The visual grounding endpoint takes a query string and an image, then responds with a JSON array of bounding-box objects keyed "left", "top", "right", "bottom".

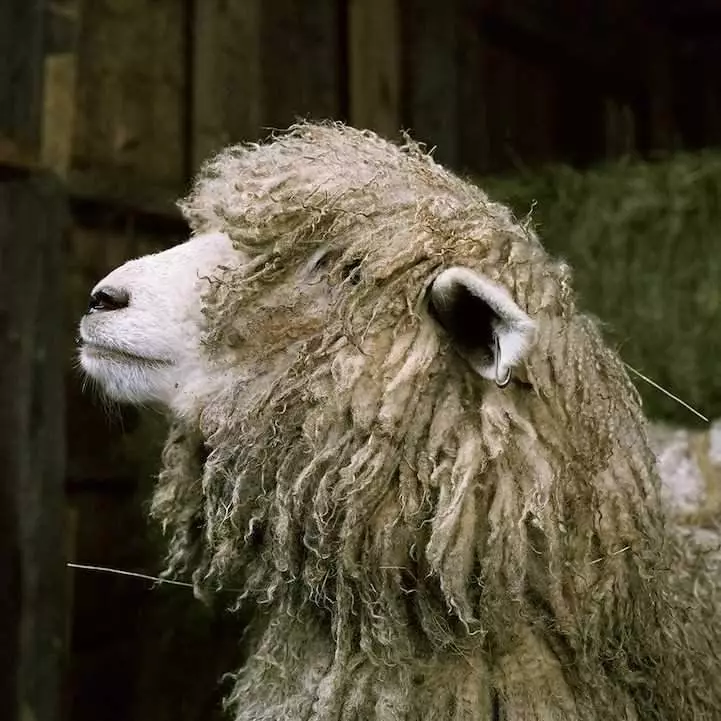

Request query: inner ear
[
  {"left": 427, "top": 267, "right": 536, "bottom": 383},
  {"left": 429, "top": 282, "right": 496, "bottom": 361}
]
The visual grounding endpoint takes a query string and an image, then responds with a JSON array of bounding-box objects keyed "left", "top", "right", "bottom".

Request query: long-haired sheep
[{"left": 78, "top": 122, "right": 721, "bottom": 721}]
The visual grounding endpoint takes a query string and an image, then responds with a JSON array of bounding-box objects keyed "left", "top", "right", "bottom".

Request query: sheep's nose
[{"left": 87, "top": 287, "right": 129, "bottom": 313}]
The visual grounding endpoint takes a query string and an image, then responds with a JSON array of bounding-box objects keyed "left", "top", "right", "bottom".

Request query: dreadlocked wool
[{"left": 108, "top": 123, "right": 721, "bottom": 720}]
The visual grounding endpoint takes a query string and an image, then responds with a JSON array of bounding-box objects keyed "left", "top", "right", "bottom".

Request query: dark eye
[
  {"left": 341, "top": 259, "right": 362, "bottom": 285},
  {"left": 311, "top": 249, "right": 362, "bottom": 285}
]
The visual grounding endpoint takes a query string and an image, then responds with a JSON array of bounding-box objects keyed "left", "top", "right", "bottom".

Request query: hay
[{"left": 483, "top": 150, "right": 721, "bottom": 425}]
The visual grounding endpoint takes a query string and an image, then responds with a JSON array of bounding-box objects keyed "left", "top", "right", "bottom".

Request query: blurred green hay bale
[{"left": 482, "top": 150, "right": 721, "bottom": 425}]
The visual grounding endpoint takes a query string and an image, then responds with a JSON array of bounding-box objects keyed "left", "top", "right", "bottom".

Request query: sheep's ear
[{"left": 428, "top": 267, "right": 536, "bottom": 385}]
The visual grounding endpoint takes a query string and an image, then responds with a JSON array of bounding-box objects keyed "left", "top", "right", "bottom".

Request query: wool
[{"left": 144, "top": 122, "right": 721, "bottom": 720}]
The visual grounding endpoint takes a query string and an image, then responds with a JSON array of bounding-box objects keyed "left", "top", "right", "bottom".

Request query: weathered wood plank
[
  {"left": 475, "top": 0, "right": 648, "bottom": 83},
  {"left": 67, "top": 168, "right": 183, "bottom": 222},
  {"left": 72, "top": 0, "right": 187, "bottom": 186},
  {"left": 455, "top": 1, "right": 490, "bottom": 174},
  {"left": 348, "top": 0, "right": 401, "bottom": 139},
  {"left": 191, "top": 0, "right": 344, "bottom": 169},
  {"left": 0, "top": 172, "right": 68, "bottom": 721},
  {"left": 0, "top": 135, "right": 41, "bottom": 171},
  {"left": 191, "top": 0, "right": 262, "bottom": 167},
  {"left": 0, "top": 0, "right": 45, "bottom": 152},
  {"left": 402, "top": 0, "right": 459, "bottom": 168},
  {"left": 0, "top": 300, "right": 21, "bottom": 718},
  {"left": 0, "top": 3, "right": 67, "bottom": 719},
  {"left": 42, "top": 0, "right": 81, "bottom": 176},
  {"left": 260, "top": 0, "right": 344, "bottom": 129}
]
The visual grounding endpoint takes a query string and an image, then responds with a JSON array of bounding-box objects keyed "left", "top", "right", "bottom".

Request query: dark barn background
[{"left": 2, "top": 2, "right": 721, "bottom": 721}]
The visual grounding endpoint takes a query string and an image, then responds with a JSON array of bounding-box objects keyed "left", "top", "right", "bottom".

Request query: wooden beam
[
  {"left": 67, "top": 168, "right": 183, "bottom": 223},
  {"left": 260, "top": 0, "right": 344, "bottom": 129},
  {"left": 0, "top": 3, "right": 67, "bottom": 720},
  {"left": 348, "top": 0, "right": 402, "bottom": 139},
  {"left": 473, "top": 0, "right": 650, "bottom": 85},
  {"left": 402, "top": 0, "right": 459, "bottom": 167},
  {"left": 0, "top": 173, "right": 68, "bottom": 721},
  {"left": 0, "top": 361, "right": 21, "bottom": 721},
  {"left": 0, "top": 0, "right": 45, "bottom": 151},
  {"left": 0, "top": 135, "right": 40, "bottom": 173},
  {"left": 191, "top": 0, "right": 344, "bottom": 169},
  {"left": 42, "top": 0, "right": 80, "bottom": 176},
  {"left": 455, "top": 0, "right": 491, "bottom": 174},
  {"left": 190, "top": 0, "right": 263, "bottom": 167},
  {"left": 72, "top": 0, "right": 187, "bottom": 188}
]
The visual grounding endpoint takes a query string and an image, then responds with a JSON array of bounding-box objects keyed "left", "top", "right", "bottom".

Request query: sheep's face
[
  {"left": 78, "top": 232, "right": 243, "bottom": 414},
  {"left": 79, "top": 228, "right": 542, "bottom": 420}
]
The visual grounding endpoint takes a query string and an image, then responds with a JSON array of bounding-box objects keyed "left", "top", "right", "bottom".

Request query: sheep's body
[{"left": 78, "top": 122, "right": 721, "bottom": 721}]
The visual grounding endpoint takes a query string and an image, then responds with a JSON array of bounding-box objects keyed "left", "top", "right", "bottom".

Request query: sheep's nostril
[{"left": 88, "top": 287, "right": 130, "bottom": 313}]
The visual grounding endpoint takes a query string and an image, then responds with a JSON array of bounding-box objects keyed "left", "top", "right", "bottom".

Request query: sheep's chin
[
  {"left": 79, "top": 343, "right": 178, "bottom": 407},
  {"left": 79, "top": 342, "right": 235, "bottom": 420}
]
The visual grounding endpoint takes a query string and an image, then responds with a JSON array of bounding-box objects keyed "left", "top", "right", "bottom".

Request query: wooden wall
[
  {"left": 41, "top": 0, "right": 721, "bottom": 208},
  {"left": 1, "top": 2, "right": 71, "bottom": 721},
  {"left": 2, "top": 1, "right": 718, "bottom": 721}
]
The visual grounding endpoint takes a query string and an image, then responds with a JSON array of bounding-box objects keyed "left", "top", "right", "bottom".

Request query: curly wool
[{"left": 151, "top": 122, "right": 721, "bottom": 720}]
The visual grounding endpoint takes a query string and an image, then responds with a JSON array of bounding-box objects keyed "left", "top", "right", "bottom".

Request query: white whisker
[{"left": 624, "top": 363, "right": 709, "bottom": 423}]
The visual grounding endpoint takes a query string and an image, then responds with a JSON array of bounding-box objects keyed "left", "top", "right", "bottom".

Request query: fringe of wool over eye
[{"left": 150, "top": 122, "right": 721, "bottom": 721}]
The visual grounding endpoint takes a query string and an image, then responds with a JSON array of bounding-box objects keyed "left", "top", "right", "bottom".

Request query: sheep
[
  {"left": 78, "top": 122, "right": 721, "bottom": 721},
  {"left": 649, "top": 418, "right": 721, "bottom": 547}
]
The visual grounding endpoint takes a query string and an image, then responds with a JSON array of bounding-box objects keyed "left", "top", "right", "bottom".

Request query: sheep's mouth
[{"left": 80, "top": 342, "right": 173, "bottom": 366}]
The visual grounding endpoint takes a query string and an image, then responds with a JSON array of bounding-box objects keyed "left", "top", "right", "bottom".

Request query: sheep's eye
[
  {"left": 310, "top": 249, "right": 362, "bottom": 285},
  {"left": 341, "top": 259, "right": 362, "bottom": 285}
]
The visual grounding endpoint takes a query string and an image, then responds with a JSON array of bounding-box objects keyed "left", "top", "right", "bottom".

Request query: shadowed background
[{"left": 1, "top": 2, "right": 720, "bottom": 721}]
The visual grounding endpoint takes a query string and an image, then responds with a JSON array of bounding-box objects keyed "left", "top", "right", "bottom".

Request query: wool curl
[{"left": 151, "top": 122, "right": 721, "bottom": 721}]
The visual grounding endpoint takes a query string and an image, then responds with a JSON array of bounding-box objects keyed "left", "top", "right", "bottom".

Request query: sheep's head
[
  {"left": 78, "top": 234, "right": 538, "bottom": 413},
  {"left": 78, "top": 231, "right": 243, "bottom": 415},
  {"left": 78, "top": 121, "right": 659, "bottom": 648}
]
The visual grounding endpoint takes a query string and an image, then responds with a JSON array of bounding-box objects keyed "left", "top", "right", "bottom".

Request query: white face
[{"left": 77, "top": 232, "right": 242, "bottom": 416}]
